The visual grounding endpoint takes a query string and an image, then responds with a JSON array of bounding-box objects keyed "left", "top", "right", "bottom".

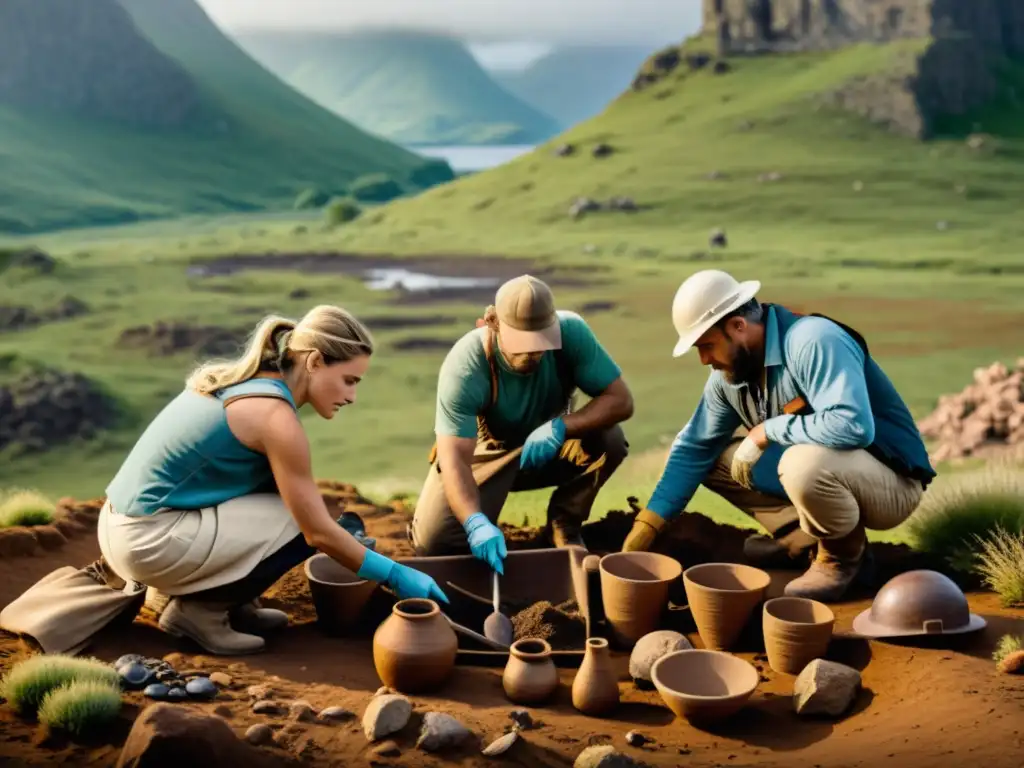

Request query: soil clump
[{"left": 510, "top": 599, "right": 586, "bottom": 650}]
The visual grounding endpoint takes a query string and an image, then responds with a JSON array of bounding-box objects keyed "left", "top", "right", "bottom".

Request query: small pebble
[
  {"left": 156, "top": 669, "right": 180, "bottom": 683},
  {"left": 248, "top": 684, "right": 274, "bottom": 701},
  {"left": 289, "top": 700, "right": 318, "bottom": 723},
  {"left": 319, "top": 706, "right": 355, "bottom": 722},
  {"left": 167, "top": 687, "right": 188, "bottom": 701},
  {"left": 144, "top": 683, "right": 170, "bottom": 700},
  {"left": 119, "top": 662, "right": 153, "bottom": 689},
  {"left": 253, "top": 700, "right": 284, "bottom": 715},
  {"left": 246, "top": 724, "right": 274, "bottom": 746},
  {"left": 373, "top": 740, "right": 401, "bottom": 757},
  {"left": 209, "top": 672, "right": 232, "bottom": 687},
  {"left": 626, "top": 730, "right": 647, "bottom": 747},
  {"left": 186, "top": 677, "right": 218, "bottom": 700}
]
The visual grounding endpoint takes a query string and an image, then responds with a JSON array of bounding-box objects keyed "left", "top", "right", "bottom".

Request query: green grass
[
  {"left": 994, "top": 633, "right": 1024, "bottom": 663},
  {"left": 0, "top": 0, "right": 447, "bottom": 235},
  {"left": 1, "top": 39, "right": 1023, "bottom": 545},
  {"left": 233, "top": 29, "right": 562, "bottom": 146},
  {"left": 0, "top": 655, "right": 120, "bottom": 718},
  {"left": 974, "top": 527, "right": 1024, "bottom": 607},
  {"left": 37, "top": 680, "right": 123, "bottom": 738},
  {"left": 0, "top": 489, "right": 56, "bottom": 528}
]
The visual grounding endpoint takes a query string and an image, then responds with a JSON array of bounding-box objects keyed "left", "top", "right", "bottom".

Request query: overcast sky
[{"left": 198, "top": 0, "right": 703, "bottom": 46}]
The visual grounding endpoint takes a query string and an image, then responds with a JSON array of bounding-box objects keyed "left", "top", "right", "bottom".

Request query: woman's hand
[{"left": 357, "top": 549, "right": 449, "bottom": 603}]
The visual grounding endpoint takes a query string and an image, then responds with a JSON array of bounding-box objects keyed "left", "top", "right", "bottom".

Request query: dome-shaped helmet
[{"left": 851, "top": 570, "right": 986, "bottom": 639}]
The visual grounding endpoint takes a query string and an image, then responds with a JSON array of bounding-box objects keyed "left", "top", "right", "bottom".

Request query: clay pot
[
  {"left": 683, "top": 563, "right": 770, "bottom": 651},
  {"left": 304, "top": 553, "right": 379, "bottom": 635},
  {"left": 762, "top": 597, "right": 835, "bottom": 675},
  {"left": 598, "top": 552, "right": 682, "bottom": 648},
  {"left": 571, "top": 637, "right": 620, "bottom": 716},
  {"left": 372, "top": 598, "right": 458, "bottom": 694},
  {"left": 651, "top": 649, "right": 759, "bottom": 724},
  {"left": 502, "top": 638, "right": 559, "bottom": 705}
]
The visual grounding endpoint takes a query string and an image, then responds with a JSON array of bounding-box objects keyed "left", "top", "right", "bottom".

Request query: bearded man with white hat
[{"left": 622, "top": 269, "right": 936, "bottom": 601}]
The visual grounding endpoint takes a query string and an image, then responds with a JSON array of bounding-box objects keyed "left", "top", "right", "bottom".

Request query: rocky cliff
[
  {"left": 701, "top": 0, "right": 1024, "bottom": 137},
  {"left": 0, "top": 0, "right": 202, "bottom": 128}
]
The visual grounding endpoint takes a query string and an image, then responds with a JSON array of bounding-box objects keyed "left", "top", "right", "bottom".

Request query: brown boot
[
  {"left": 783, "top": 523, "right": 869, "bottom": 603},
  {"left": 159, "top": 598, "right": 266, "bottom": 655}
]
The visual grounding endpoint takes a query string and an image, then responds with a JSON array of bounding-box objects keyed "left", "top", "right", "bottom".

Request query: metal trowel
[{"left": 482, "top": 570, "right": 514, "bottom": 646}]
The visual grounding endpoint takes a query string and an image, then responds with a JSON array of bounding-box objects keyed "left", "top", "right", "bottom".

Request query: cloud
[{"left": 198, "top": 0, "right": 703, "bottom": 45}]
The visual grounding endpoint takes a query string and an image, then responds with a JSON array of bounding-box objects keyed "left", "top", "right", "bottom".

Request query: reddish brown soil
[{"left": 1, "top": 488, "right": 1022, "bottom": 767}]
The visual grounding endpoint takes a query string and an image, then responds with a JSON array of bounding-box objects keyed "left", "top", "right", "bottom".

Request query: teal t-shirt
[{"left": 435, "top": 311, "right": 622, "bottom": 445}]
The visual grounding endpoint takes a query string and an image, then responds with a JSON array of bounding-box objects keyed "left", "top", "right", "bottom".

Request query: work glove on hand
[
  {"left": 520, "top": 416, "right": 567, "bottom": 471},
  {"left": 357, "top": 549, "right": 450, "bottom": 604},
  {"left": 622, "top": 508, "right": 668, "bottom": 552},
  {"left": 730, "top": 435, "right": 765, "bottom": 491},
  {"left": 463, "top": 512, "right": 507, "bottom": 575}
]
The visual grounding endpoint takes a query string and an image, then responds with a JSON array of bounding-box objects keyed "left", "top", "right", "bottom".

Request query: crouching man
[
  {"left": 623, "top": 269, "right": 936, "bottom": 602},
  {"left": 410, "top": 275, "right": 634, "bottom": 571}
]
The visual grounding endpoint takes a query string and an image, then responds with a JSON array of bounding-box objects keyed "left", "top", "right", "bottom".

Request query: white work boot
[{"left": 159, "top": 598, "right": 266, "bottom": 655}]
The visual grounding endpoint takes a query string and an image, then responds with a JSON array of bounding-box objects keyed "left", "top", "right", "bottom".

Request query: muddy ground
[{"left": 1, "top": 487, "right": 1022, "bottom": 767}]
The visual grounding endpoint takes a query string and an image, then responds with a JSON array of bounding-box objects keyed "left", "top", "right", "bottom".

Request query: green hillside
[
  {"left": 0, "top": 0, "right": 449, "bottom": 235},
  {"left": 233, "top": 29, "right": 563, "bottom": 146},
  {"left": 494, "top": 44, "right": 655, "bottom": 126}
]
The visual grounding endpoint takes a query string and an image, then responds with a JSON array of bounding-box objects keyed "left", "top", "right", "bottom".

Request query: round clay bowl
[
  {"left": 650, "top": 649, "right": 759, "bottom": 724},
  {"left": 304, "top": 553, "right": 378, "bottom": 635},
  {"left": 599, "top": 552, "right": 682, "bottom": 648},
  {"left": 762, "top": 597, "right": 835, "bottom": 675},
  {"left": 683, "top": 563, "right": 771, "bottom": 651}
]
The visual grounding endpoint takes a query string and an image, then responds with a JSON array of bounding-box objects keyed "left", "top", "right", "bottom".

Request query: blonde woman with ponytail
[{"left": 95, "top": 305, "right": 448, "bottom": 655}]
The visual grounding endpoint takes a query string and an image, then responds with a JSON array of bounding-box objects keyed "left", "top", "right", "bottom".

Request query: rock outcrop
[
  {"left": 0, "top": 0, "right": 202, "bottom": 128},
  {"left": 700, "top": 0, "right": 1024, "bottom": 138}
]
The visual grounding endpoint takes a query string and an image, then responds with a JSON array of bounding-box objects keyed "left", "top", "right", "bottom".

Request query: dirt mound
[
  {"left": 0, "top": 295, "right": 89, "bottom": 333},
  {"left": 918, "top": 360, "right": 1024, "bottom": 463},
  {"left": 118, "top": 321, "right": 244, "bottom": 358},
  {"left": 0, "top": 368, "right": 117, "bottom": 456}
]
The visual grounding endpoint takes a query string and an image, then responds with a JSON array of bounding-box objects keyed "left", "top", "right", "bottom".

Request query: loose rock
[
  {"left": 575, "top": 744, "right": 651, "bottom": 767},
  {"left": 209, "top": 672, "right": 232, "bottom": 687},
  {"left": 416, "top": 711, "right": 472, "bottom": 752},
  {"left": 245, "top": 723, "right": 274, "bottom": 746},
  {"left": 482, "top": 730, "right": 518, "bottom": 756},
  {"left": 629, "top": 630, "right": 692, "bottom": 689},
  {"left": 144, "top": 683, "right": 170, "bottom": 701},
  {"left": 252, "top": 700, "right": 285, "bottom": 715},
  {"left": 373, "top": 686, "right": 393, "bottom": 697},
  {"left": 186, "top": 677, "right": 218, "bottom": 700},
  {"left": 793, "top": 659, "right": 862, "bottom": 717},
  {"left": 289, "top": 700, "right": 318, "bottom": 723},
  {"left": 362, "top": 694, "right": 412, "bottom": 741},
  {"left": 372, "top": 740, "right": 401, "bottom": 757},
  {"left": 247, "top": 684, "right": 274, "bottom": 701},
  {"left": 318, "top": 706, "right": 355, "bottom": 723},
  {"left": 592, "top": 143, "right": 614, "bottom": 158},
  {"left": 625, "top": 730, "right": 647, "bottom": 747},
  {"left": 120, "top": 662, "right": 154, "bottom": 689}
]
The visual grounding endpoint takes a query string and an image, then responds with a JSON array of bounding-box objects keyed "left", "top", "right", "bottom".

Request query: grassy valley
[
  {"left": 0, "top": 0, "right": 448, "bottom": 235},
  {"left": 233, "top": 28, "right": 562, "bottom": 146}
]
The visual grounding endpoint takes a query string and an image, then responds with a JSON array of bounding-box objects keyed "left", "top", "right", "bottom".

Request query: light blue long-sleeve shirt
[{"left": 646, "top": 303, "right": 935, "bottom": 521}]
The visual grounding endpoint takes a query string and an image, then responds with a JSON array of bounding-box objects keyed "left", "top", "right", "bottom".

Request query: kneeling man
[
  {"left": 410, "top": 275, "right": 634, "bottom": 572},
  {"left": 623, "top": 269, "right": 935, "bottom": 601}
]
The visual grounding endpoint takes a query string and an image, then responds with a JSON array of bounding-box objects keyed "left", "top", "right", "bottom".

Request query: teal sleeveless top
[{"left": 105, "top": 377, "right": 297, "bottom": 517}]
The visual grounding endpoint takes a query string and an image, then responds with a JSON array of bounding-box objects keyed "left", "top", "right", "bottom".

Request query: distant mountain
[
  {"left": 494, "top": 45, "right": 655, "bottom": 126},
  {"left": 0, "top": 0, "right": 446, "bottom": 235},
  {"left": 233, "top": 29, "right": 563, "bottom": 147}
]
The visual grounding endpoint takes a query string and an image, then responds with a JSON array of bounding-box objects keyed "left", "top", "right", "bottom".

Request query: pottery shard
[
  {"left": 628, "top": 630, "right": 692, "bottom": 688},
  {"left": 362, "top": 694, "right": 412, "bottom": 741},
  {"left": 116, "top": 703, "right": 286, "bottom": 768},
  {"left": 793, "top": 659, "right": 861, "bottom": 717},
  {"left": 574, "top": 744, "right": 652, "bottom": 768},
  {"left": 416, "top": 711, "right": 472, "bottom": 752}
]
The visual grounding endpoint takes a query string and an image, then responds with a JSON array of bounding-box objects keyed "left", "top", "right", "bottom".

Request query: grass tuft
[
  {"left": 904, "top": 464, "right": 1024, "bottom": 571},
  {"left": 992, "top": 633, "right": 1024, "bottom": 663},
  {"left": 973, "top": 526, "right": 1024, "bottom": 607},
  {"left": 37, "top": 679, "right": 122, "bottom": 738},
  {"left": 0, "top": 488, "right": 56, "bottom": 528},
  {"left": 0, "top": 654, "right": 119, "bottom": 718}
]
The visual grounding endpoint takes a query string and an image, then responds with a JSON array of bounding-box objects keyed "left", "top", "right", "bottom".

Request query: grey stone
[
  {"left": 575, "top": 744, "right": 651, "bottom": 767},
  {"left": 793, "top": 659, "right": 862, "bottom": 717},
  {"left": 416, "top": 711, "right": 472, "bottom": 752},
  {"left": 629, "top": 630, "right": 692, "bottom": 688},
  {"left": 245, "top": 723, "right": 274, "bottom": 746},
  {"left": 362, "top": 694, "right": 412, "bottom": 741}
]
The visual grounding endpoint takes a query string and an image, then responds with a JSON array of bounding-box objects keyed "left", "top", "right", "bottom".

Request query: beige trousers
[
  {"left": 705, "top": 436, "right": 925, "bottom": 540},
  {"left": 410, "top": 425, "right": 629, "bottom": 556},
  {"left": 97, "top": 494, "right": 301, "bottom": 596}
]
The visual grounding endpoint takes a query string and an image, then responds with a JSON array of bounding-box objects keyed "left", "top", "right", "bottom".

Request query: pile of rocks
[
  {"left": 0, "top": 295, "right": 89, "bottom": 332},
  {"left": 0, "top": 368, "right": 116, "bottom": 454},
  {"left": 118, "top": 321, "right": 243, "bottom": 357},
  {"left": 917, "top": 360, "right": 1024, "bottom": 462}
]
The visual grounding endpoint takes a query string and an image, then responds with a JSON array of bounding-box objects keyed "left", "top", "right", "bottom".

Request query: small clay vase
[
  {"left": 571, "top": 637, "right": 620, "bottom": 716},
  {"left": 762, "top": 597, "right": 835, "bottom": 675},
  {"left": 502, "top": 638, "right": 559, "bottom": 705},
  {"left": 372, "top": 598, "right": 458, "bottom": 694},
  {"left": 683, "top": 563, "right": 770, "bottom": 651}
]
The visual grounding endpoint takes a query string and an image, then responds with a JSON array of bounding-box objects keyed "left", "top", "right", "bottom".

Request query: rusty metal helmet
[{"left": 852, "top": 569, "right": 986, "bottom": 639}]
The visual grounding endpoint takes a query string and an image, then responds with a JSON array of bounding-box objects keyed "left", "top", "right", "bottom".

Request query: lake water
[{"left": 407, "top": 144, "right": 537, "bottom": 173}]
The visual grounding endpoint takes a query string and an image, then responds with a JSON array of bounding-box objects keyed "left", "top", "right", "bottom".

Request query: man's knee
[
  {"left": 599, "top": 424, "right": 629, "bottom": 469},
  {"left": 778, "top": 444, "right": 858, "bottom": 537}
]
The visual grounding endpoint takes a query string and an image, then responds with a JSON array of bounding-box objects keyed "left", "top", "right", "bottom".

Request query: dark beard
[{"left": 724, "top": 343, "right": 762, "bottom": 386}]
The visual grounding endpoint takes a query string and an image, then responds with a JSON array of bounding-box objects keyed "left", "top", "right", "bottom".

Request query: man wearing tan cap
[
  {"left": 409, "top": 275, "right": 635, "bottom": 569},
  {"left": 621, "top": 269, "right": 935, "bottom": 602}
]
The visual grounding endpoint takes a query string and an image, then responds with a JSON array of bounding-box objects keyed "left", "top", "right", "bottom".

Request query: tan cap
[{"left": 494, "top": 275, "right": 562, "bottom": 354}]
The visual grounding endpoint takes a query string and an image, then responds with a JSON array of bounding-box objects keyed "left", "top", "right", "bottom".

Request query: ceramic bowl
[{"left": 650, "top": 649, "right": 759, "bottom": 723}]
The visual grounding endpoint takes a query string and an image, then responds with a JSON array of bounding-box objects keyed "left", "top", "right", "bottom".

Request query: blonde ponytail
[{"left": 186, "top": 314, "right": 296, "bottom": 395}]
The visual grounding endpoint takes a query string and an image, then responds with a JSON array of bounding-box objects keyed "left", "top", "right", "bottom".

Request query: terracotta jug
[
  {"left": 683, "top": 563, "right": 770, "bottom": 651},
  {"left": 599, "top": 552, "right": 681, "bottom": 649},
  {"left": 372, "top": 598, "right": 458, "bottom": 694},
  {"left": 762, "top": 597, "right": 834, "bottom": 675},
  {"left": 571, "top": 637, "right": 620, "bottom": 716},
  {"left": 502, "top": 638, "right": 559, "bottom": 705}
]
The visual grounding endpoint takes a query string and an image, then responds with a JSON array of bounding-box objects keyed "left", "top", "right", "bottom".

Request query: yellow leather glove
[{"left": 622, "top": 508, "right": 668, "bottom": 552}]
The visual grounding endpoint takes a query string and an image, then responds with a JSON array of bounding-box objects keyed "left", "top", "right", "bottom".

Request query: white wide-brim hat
[{"left": 671, "top": 272, "right": 761, "bottom": 357}]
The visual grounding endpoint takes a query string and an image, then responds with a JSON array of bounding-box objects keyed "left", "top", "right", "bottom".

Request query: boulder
[{"left": 116, "top": 703, "right": 287, "bottom": 768}]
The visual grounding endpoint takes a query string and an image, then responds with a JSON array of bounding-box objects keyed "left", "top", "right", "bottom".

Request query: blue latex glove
[
  {"left": 462, "top": 512, "right": 507, "bottom": 575},
  {"left": 357, "top": 549, "right": 449, "bottom": 604},
  {"left": 519, "top": 416, "right": 567, "bottom": 471}
]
